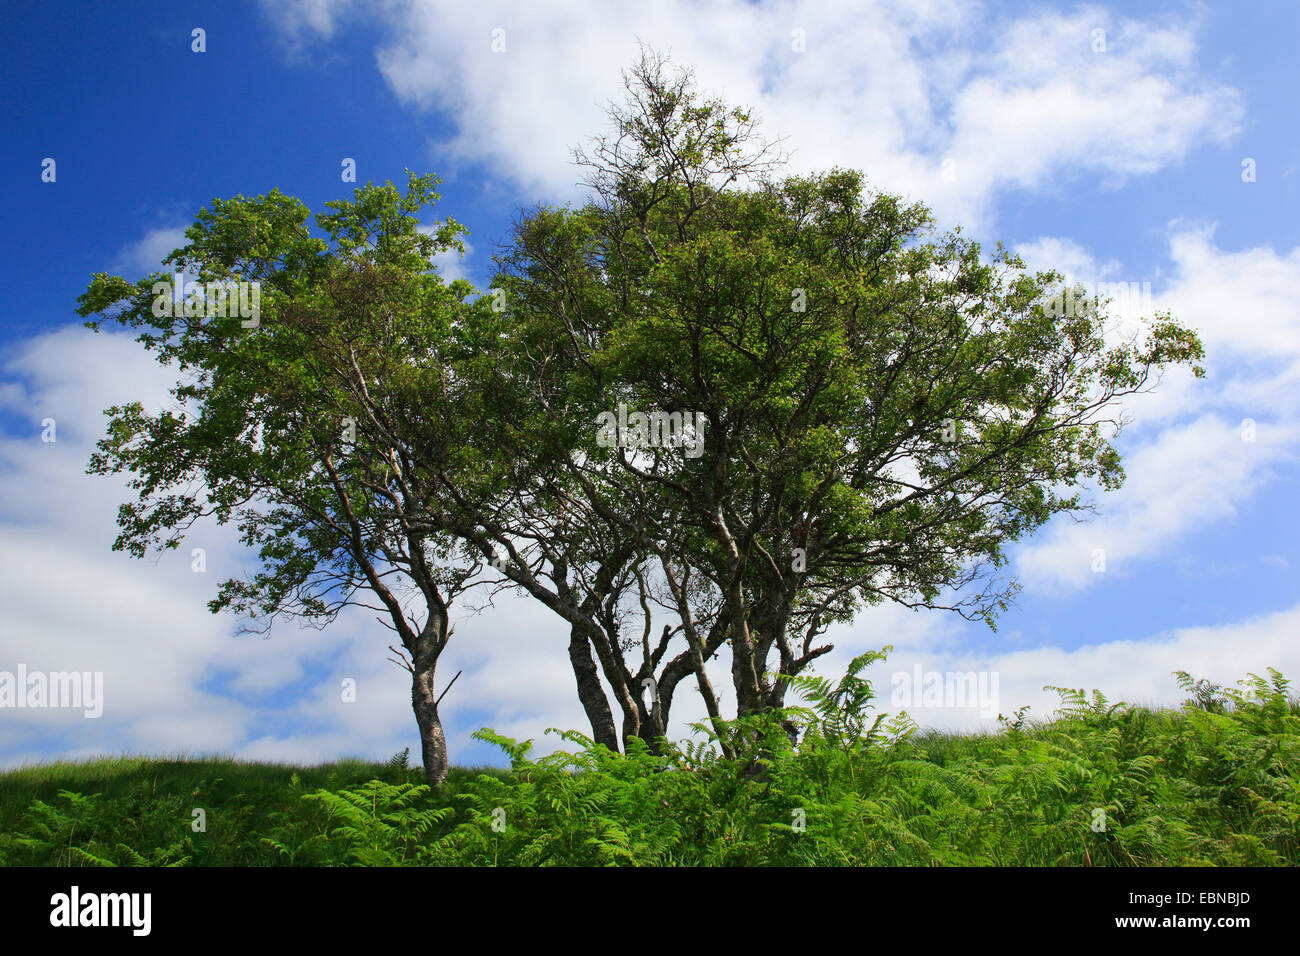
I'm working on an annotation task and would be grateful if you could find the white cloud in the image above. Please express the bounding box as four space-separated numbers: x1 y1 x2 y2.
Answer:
0 327 418 765
1017 414 1298 592
0 324 622 768
1009 227 1300 592
3 322 1297 766
1161 224 1300 416
110 226 189 277
432 244 472 283
1014 237 1123 284
260 0 359 46
263 0 1241 230
249 0 1277 605
1016 225 1300 425
838 602 1300 734
1 5 1283 768
417 222 476 283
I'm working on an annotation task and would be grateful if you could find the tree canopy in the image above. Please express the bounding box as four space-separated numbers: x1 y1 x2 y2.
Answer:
78 49 1205 777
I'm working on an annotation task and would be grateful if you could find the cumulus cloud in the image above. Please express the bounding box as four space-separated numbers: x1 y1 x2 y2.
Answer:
1016 414 1298 592
1 5 1283 768
1161 225 1300 416
417 222 476 283
841 602 1300 734
261 0 1241 230
110 225 189 277
0 322 614 769
1009 227 1300 592
3 319 1296 765
259 0 360 47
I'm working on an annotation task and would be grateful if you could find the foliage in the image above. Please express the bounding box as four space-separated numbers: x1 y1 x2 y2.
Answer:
486 47 1210 733
76 172 489 783
74 48 1211 765
3 660 1295 867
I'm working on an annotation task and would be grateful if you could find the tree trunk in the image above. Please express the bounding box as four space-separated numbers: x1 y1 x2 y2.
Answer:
633 682 665 754
411 650 449 786
728 616 764 716
568 626 620 751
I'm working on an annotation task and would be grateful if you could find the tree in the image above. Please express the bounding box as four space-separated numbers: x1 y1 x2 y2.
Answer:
484 48 1207 737
76 50 1209 772
77 174 483 785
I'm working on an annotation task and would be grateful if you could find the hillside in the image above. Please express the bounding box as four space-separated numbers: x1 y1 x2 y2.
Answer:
2 670 1296 866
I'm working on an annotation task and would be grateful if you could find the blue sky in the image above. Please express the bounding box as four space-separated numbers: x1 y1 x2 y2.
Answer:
2 0 1298 769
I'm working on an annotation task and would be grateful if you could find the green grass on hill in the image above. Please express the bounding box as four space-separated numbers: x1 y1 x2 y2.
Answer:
0 754 508 865
1 665 1296 866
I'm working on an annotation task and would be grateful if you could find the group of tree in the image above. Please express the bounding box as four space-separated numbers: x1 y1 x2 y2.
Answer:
77 50 1204 784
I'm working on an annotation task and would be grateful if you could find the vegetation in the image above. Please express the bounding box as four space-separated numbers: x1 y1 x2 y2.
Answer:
3 663 1295 867
73 50 1207 778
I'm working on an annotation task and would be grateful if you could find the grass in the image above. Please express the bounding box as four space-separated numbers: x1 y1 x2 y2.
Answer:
1 666 1296 866
0 753 509 866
